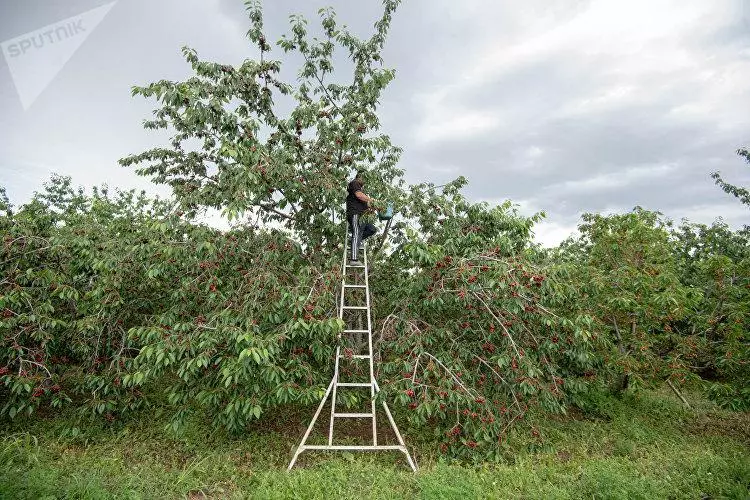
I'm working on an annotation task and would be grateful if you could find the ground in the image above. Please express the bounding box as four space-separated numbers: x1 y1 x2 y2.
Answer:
1 387 748 499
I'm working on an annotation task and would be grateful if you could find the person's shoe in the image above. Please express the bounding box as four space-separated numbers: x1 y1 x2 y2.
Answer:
348 259 361 266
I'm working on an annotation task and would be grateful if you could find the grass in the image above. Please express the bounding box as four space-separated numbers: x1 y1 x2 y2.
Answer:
1 388 748 499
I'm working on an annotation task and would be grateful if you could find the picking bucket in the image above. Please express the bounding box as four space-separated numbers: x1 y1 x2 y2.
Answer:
378 203 393 221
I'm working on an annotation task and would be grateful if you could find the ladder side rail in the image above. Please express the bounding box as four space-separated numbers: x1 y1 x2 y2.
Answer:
373 380 417 470
328 230 350 445
362 245 378 446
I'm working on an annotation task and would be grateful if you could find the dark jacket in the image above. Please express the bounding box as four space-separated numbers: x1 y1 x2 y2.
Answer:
346 179 368 222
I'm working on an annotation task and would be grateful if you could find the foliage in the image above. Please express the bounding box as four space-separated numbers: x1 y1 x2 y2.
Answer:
1 170 601 457
123 223 344 433
119 0 406 254
711 146 750 212
0 176 344 432
3 0 750 466
555 206 750 410
1 175 151 420
113 0 606 449
555 208 698 392
370 199 598 461
671 220 750 409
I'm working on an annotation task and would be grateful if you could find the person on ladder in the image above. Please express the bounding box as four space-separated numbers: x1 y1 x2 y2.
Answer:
346 170 378 263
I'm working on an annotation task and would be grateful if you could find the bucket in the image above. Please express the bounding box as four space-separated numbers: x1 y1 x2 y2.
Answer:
378 202 393 221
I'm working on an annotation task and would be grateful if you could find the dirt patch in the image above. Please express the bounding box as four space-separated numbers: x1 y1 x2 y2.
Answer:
186 486 233 499
268 401 415 469
248 402 402 446
549 405 609 423
564 406 587 421
684 411 750 445
293 406 402 447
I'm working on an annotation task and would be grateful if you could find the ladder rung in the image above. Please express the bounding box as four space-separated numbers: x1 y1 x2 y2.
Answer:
334 412 374 418
302 445 406 451
342 329 369 333
337 382 372 387
339 354 371 359
343 284 366 288
346 264 366 268
342 306 368 310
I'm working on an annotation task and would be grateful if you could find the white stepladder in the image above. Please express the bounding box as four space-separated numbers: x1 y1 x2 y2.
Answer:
287 224 417 472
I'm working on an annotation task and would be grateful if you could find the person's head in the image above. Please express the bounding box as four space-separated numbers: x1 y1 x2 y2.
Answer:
352 169 366 189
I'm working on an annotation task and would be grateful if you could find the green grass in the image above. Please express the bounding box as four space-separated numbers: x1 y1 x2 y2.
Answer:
1 389 748 499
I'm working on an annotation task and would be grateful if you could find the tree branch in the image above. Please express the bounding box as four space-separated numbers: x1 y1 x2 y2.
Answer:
258 202 293 220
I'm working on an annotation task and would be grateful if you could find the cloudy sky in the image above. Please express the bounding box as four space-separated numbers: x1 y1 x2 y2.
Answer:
1 0 748 246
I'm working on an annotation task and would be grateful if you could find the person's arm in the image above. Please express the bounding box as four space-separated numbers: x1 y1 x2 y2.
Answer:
354 190 374 205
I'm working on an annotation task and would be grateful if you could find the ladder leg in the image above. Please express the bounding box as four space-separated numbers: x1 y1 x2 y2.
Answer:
328 235 349 446
327 348 341 446
402 448 418 472
375 380 419 471
287 378 335 470
363 246 378 446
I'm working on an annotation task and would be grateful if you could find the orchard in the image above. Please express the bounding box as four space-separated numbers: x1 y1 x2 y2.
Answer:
1 0 748 466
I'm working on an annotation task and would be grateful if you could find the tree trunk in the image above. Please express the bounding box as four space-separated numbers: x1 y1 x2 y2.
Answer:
611 317 630 392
